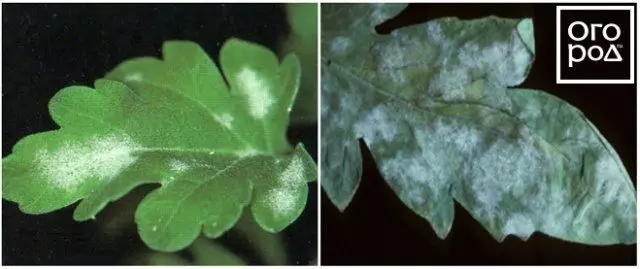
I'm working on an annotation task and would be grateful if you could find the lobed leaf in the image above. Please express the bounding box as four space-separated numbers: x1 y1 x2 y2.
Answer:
3 39 317 252
321 3 635 245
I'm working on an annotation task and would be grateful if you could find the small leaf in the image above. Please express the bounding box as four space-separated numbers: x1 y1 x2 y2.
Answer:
281 3 319 124
321 3 635 245
3 39 317 252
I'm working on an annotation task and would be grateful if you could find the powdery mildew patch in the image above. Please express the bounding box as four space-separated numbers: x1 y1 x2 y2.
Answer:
264 189 297 216
501 213 535 239
35 135 138 190
353 105 399 143
213 112 235 130
235 147 260 158
330 36 352 54
422 19 531 106
263 154 306 218
169 159 189 173
236 67 274 118
124 73 143 82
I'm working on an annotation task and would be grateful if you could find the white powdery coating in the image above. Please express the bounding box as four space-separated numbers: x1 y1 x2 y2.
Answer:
502 213 535 239
330 36 352 54
353 105 398 143
236 148 260 158
214 113 235 130
375 31 420 87
169 159 189 173
426 21 447 45
381 151 441 204
456 31 531 88
264 189 297 216
124 73 143 82
427 22 531 102
36 135 138 190
370 3 389 24
236 67 274 118
467 138 539 219
428 67 471 100
265 155 306 217
279 155 305 186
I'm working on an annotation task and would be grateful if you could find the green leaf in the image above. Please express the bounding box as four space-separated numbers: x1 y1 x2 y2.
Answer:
3 39 317 252
234 211 288 265
281 3 319 124
321 3 635 245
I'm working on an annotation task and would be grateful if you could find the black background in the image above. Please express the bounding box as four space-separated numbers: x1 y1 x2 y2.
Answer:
322 3 637 265
560 9 631 80
2 3 317 265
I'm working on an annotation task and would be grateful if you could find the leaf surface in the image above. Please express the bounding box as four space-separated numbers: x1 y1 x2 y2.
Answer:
3 39 317 252
321 3 635 245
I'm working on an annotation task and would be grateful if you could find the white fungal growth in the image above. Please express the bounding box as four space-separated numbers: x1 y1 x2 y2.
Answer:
214 113 234 130
236 67 274 118
426 21 446 44
236 147 260 158
124 73 143 82
330 36 352 54
353 105 399 142
279 155 305 186
370 3 390 24
264 189 297 216
502 213 535 239
169 159 189 173
264 155 306 218
36 135 138 190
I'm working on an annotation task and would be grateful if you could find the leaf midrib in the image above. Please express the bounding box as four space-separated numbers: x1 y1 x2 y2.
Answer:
56 96 269 156
153 158 245 240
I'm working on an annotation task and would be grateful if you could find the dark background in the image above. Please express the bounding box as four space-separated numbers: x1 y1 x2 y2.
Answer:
322 3 637 265
560 9 631 80
2 3 317 265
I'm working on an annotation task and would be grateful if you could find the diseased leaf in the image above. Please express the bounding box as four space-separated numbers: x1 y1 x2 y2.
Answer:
3 39 317 252
321 3 636 245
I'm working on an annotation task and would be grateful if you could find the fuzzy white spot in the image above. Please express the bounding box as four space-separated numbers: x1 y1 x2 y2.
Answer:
214 113 234 129
353 105 398 142
370 3 386 23
426 22 447 45
376 39 410 85
236 148 259 158
264 154 306 218
279 155 305 186
124 73 143 82
236 67 274 118
36 135 138 190
264 188 297 216
169 159 189 173
152 225 158 232
330 36 352 54
502 213 535 239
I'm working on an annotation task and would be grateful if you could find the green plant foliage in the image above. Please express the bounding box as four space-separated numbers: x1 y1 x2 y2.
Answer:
321 3 635 245
281 3 318 124
3 39 317 252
